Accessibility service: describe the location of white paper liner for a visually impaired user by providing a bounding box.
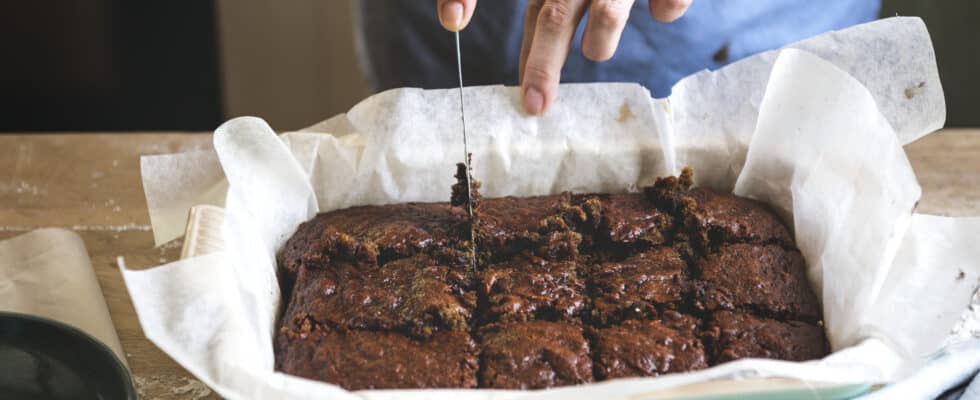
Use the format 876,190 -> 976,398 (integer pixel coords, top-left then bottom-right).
141,149 -> 227,245
669,16 -> 943,190
123,17 -> 975,399
140,18 -> 945,247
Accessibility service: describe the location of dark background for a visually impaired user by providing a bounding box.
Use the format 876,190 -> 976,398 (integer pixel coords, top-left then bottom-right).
0,1 -> 976,132
0,1 -> 222,131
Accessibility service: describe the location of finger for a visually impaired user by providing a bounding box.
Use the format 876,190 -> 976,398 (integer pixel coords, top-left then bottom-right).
438,0 -> 478,32
648,0 -> 692,22
519,0 -> 545,84
581,0 -> 631,62
521,0 -> 589,115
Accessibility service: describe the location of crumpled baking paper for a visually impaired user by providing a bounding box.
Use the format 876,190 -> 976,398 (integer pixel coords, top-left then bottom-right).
0,228 -> 126,365
124,17 -> 976,399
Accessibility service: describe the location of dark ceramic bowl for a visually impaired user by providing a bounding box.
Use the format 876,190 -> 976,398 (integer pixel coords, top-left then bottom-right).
0,312 -> 136,400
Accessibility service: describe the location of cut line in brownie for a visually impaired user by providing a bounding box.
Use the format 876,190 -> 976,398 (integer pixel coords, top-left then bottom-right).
694,244 -> 821,322
275,327 -> 478,390
479,256 -> 588,323
589,246 -> 690,325
706,311 -> 829,364
646,168 -> 793,249
476,193 -> 587,261
478,321 -> 594,389
589,311 -> 707,379
281,254 -> 476,338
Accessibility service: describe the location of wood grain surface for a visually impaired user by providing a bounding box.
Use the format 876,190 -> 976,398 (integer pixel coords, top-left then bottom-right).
0,133 -> 218,399
0,129 -> 977,398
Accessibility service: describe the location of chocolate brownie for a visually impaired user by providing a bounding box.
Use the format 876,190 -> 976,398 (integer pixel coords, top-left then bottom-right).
590,193 -> 674,247
480,256 -> 587,322
285,202 -> 469,265
695,244 -> 821,321
281,254 -> 476,337
683,188 -> 793,246
276,327 -> 478,390
478,321 -> 594,389
275,168 -> 830,390
278,215 -> 331,287
589,246 -> 689,325
706,311 -> 829,363
589,311 -> 707,379
647,168 -> 792,248
476,193 -> 586,260
277,225 -> 379,297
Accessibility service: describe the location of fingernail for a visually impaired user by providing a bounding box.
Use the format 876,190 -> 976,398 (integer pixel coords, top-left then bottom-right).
523,87 -> 545,115
442,2 -> 464,31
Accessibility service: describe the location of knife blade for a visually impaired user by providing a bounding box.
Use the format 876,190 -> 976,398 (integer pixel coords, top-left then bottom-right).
454,31 -> 477,271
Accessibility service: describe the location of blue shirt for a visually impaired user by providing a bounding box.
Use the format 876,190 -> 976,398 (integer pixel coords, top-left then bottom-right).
356,1 -> 880,97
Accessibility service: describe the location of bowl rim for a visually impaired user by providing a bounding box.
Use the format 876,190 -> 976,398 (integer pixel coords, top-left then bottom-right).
0,311 -> 137,400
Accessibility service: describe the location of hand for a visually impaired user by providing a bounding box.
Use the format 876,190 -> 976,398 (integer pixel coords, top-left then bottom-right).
437,0 -> 478,32
520,0 -> 692,115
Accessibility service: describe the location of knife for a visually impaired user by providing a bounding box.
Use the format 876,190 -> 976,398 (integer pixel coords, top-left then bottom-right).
454,31 -> 477,271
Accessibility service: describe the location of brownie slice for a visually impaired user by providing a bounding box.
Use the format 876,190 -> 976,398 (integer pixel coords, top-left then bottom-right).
589,246 -> 689,325
589,311 -> 707,379
275,327 -> 478,390
646,169 -> 792,248
276,225 -> 380,297
281,202 -> 469,267
588,193 -> 674,247
682,188 -> 792,246
706,311 -> 829,363
480,256 -> 587,323
278,215 -> 332,287
477,194 -> 585,261
281,254 -> 476,337
479,321 -> 594,389
694,244 -> 820,321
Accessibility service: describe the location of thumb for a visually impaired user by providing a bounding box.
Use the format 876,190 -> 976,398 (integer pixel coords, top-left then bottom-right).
438,0 -> 478,32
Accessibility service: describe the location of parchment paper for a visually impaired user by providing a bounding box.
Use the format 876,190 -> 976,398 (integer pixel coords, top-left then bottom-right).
141,149 -> 226,246
0,228 -> 126,364
670,17 -> 943,190
123,17 -> 974,399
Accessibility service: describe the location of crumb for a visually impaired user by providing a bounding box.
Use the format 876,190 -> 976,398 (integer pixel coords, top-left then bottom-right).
617,102 -> 636,123
904,81 -> 926,99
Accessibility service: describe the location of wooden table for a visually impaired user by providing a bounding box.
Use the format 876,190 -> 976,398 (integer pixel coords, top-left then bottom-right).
0,129 -> 978,398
